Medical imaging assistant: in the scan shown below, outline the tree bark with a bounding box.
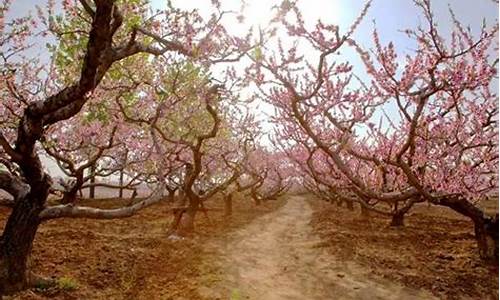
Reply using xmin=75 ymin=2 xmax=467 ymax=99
xmin=360 ymin=204 xmax=370 ymax=218
xmin=178 ymin=204 xmax=197 ymax=234
xmin=224 ymin=193 xmax=233 ymax=217
xmin=389 ymin=212 xmax=405 ymax=227
xmin=176 ymin=199 xmax=199 ymax=236
xmin=389 ymin=199 xmax=416 ymax=227
xmin=168 ymin=194 xmax=199 ymax=237
xmin=473 ymin=214 xmax=498 ymax=261
xmin=118 ymin=170 xmax=124 ymax=198
xmin=89 ymin=165 xmax=96 ymax=199
xmin=166 ymin=189 xmax=174 ymax=203
xmin=0 ymin=179 xmax=50 ymax=294
xmin=434 ymin=196 xmax=498 ymax=261
xmin=345 ymin=200 xmax=354 ymax=211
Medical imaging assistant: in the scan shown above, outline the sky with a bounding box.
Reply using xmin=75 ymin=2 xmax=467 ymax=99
xmin=9 ymin=0 xmax=498 ymax=89
xmin=161 ymin=0 xmax=498 ymax=54
xmin=9 ymin=0 xmax=498 ymax=66
xmin=5 ymin=0 xmax=499 ymax=178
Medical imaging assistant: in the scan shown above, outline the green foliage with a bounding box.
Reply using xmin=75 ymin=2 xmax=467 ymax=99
xmin=49 ymin=11 xmax=89 ymax=85
xmin=252 ymin=46 xmax=263 ymax=62
xmin=56 ymin=276 xmax=78 ymax=291
xmin=49 ymin=0 xmax=151 ymax=84
xmin=83 ymin=101 xmax=110 ymax=123
xmin=122 ymin=91 xmax=139 ymax=106
xmin=155 ymin=61 xmax=217 ymax=141
xmin=127 ymin=14 xmax=142 ymax=29
xmin=34 ymin=276 xmax=78 ymax=293
xmin=230 ymin=288 xmax=242 ymax=300
xmin=34 ymin=280 xmax=53 ymax=291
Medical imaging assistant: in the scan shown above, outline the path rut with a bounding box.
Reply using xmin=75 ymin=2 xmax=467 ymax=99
xmin=206 ymin=196 xmax=436 ymax=299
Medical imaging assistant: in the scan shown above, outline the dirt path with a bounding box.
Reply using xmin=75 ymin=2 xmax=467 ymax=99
xmin=205 ymin=196 xmax=436 ymax=300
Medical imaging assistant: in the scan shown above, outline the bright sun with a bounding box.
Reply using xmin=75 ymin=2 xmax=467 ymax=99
xmin=161 ymin=1 xmax=342 ymax=33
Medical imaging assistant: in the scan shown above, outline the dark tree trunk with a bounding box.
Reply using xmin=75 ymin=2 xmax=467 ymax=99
xmin=251 ymin=190 xmax=261 ymax=206
xmin=473 ymin=214 xmax=498 ymax=261
xmin=118 ymin=170 xmax=124 ymax=198
xmin=389 ymin=212 xmax=405 ymax=227
xmin=89 ymin=165 xmax=96 ymax=199
xmin=176 ymin=198 xmax=199 ymax=235
xmin=0 ymin=179 xmax=50 ymax=294
xmin=345 ymin=200 xmax=354 ymax=211
xmin=168 ymin=194 xmax=199 ymax=237
xmin=360 ymin=204 xmax=370 ymax=218
xmin=168 ymin=191 xmax=186 ymax=235
xmin=61 ymin=170 xmax=84 ymax=204
xmin=435 ymin=196 xmax=498 ymax=261
xmin=389 ymin=199 xmax=416 ymax=227
xmin=166 ymin=189 xmax=175 ymax=203
xmin=224 ymin=194 xmax=233 ymax=217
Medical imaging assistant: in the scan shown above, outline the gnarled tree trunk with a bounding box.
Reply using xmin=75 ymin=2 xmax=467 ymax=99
xmin=473 ymin=214 xmax=498 ymax=261
xmin=389 ymin=212 xmax=405 ymax=227
xmin=168 ymin=194 xmax=200 ymax=237
xmin=389 ymin=200 xmax=415 ymax=227
xmin=0 ymin=179 xmax=50 ymax=294
xmin=435 ymin=196 xmax=498 ymax=261
xmin=165 ymin=186 xmax=177 ymax=203
xmin=88 ymin=165 xmax=96 ymax=199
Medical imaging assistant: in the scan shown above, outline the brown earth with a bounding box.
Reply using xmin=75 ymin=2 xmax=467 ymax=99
xmin=308 ymin=198 xmax=499 ymax=300
xmin=203 ymin=196 xmax=436 ymax=300
xmin=0 ymin=194 xmax=285 ymax=299
xmin=1 ymin=195 xmax=497 ymax=299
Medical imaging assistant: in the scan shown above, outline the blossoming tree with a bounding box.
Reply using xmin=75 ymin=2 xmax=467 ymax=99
xmin=254 ymin=0 xmax=498 ymax=260
xmin=0 ymin=0 xmax=256 ymax=293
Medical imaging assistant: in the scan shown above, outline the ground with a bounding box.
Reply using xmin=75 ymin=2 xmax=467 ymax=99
xmin=0 ymin=195 xmax=285 ymax=299
xmin=204 ymin=196 xmax=435 ymax=299
xmin=308 ymin=197 xmax=499 ymax=300
xmin=0 ymin=194 xmax=498 ymax=299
